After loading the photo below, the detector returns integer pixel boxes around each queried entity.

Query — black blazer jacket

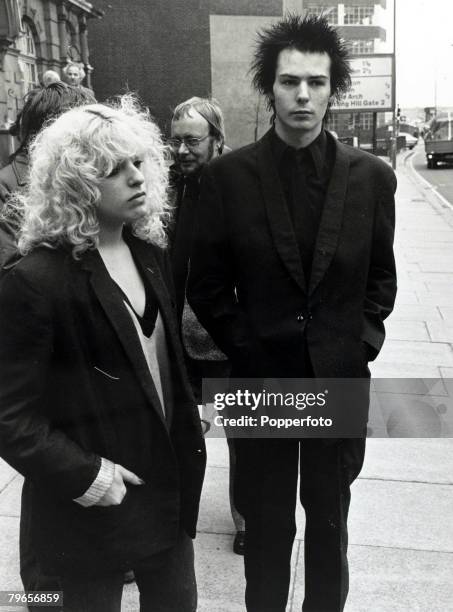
[0,233,206,575]
[188,130,397,379]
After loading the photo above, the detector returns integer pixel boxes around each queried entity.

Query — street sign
[331,54,394,113]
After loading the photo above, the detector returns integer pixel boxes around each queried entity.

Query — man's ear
[213,138,224,156]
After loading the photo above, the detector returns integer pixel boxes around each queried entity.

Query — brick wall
[89,0,212,135]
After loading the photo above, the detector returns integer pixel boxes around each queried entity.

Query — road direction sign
[331,54,394,113]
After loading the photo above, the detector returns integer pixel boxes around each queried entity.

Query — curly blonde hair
[17,94,170,258]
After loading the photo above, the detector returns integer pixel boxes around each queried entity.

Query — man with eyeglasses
[168,97,246,555]
[169,97,225,318]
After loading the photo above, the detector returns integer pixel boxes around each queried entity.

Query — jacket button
[297,314,304,322]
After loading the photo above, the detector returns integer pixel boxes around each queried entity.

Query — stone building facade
[0,0,101,163]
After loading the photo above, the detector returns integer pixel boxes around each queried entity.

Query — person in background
[62,62,85,87]
[42,70,61,86]
[169,96,246,554]
[62,62,93,96]
[0,95,206,611]
[188,15,397,612]
[0,82,95,268]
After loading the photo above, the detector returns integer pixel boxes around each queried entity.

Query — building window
[344,5,374,25]
[305,6,338,24]
[352,112,373,130]
[350,39,375,54]
[15,20,39,93]
[361,113,373,130]
[327,113,340,132]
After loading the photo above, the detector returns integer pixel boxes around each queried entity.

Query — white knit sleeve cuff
[73,458,115,507]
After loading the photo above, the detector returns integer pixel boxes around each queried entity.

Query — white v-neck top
[124,302,169,417]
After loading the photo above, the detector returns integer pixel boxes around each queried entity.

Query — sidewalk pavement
[0,146,452,611]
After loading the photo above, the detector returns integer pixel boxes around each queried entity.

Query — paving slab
[418,257,453,273]
[0,460,17,493]
[346,479,453,552]
[384,320,429,342]
[439,307,453,324]
[370,393,451,438]
[405,244,453,253]
[292,544,453,612]
[370,362,441,378]
[0,473,22,518]
[377,340,453,366]
[194,533,301,612]
[390,304,442,322]
[393,290,419,305]
[360,439,453,484]
[206,437,230,468]
[400,231,453,244]
[0,516,23,606]
[416,291,453,307]
[197,465,237,536]
[408,272,453,285]
[427,321,453,342]
[394,279,428,292]
[425,280,453,292]
[194,532,247,611]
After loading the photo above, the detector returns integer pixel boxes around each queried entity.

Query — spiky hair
[251,14,351,106]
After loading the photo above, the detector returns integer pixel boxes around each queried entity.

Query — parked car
[399,132,418,150]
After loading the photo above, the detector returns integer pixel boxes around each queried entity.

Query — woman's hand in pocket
[95,464,144,507]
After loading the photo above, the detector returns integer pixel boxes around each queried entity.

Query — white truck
[424,113,453,169]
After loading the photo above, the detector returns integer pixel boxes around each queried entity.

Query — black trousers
[60,530,196,612]
[234,437,366,612]
[20,520,195,612]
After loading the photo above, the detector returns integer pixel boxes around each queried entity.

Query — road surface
[410,141,453,207]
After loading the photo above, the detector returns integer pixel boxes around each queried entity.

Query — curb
[405,147,453,212]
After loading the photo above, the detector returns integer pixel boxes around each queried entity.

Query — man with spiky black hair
[188,14,397,612]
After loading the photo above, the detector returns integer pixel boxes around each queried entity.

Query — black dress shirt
[270,128,335,282]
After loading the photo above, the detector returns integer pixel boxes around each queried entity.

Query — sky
[396,0,453,108]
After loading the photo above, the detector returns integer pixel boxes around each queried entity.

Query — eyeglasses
[168,135,211,150]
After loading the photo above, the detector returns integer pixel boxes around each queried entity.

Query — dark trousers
[184,356,245,531]
[235,437,366,612]
[22,529,195,612]
[20,485,61,612]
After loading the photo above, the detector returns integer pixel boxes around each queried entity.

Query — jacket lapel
[257,131,307,293]
[308,137,350,295]
[81,246,169,429]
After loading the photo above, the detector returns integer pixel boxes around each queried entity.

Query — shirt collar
[270,128,327,180]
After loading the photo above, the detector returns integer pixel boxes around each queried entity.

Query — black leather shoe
[233,530,245,555]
